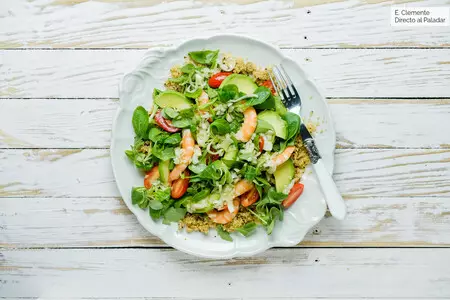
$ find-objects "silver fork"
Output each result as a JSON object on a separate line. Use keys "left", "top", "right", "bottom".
{"left": 270, "top": 65, "right": 347, "bottom": 220}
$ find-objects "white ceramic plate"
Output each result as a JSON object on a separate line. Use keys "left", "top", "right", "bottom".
{"left": 111, "top": 34, "right": 335, "bottom": 258}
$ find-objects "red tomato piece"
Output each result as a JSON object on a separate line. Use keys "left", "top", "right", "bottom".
{"left": 260, "top": 80, "right": 276, "bottom": 95}
{"left": 258, "top": 136, "right": 264, "bottom": 152}
{"left": 144, "top": 165, "right": 160, "bottom": 189}
{"left": 282, "top": 183, "right": 304, "bottom": 208}
{"left": 240, "top": 188, "right": 260, "bottom": 207}
{"left": 171, "top": 170, "right": 190, "bottom": 199}
{"left": 208, "top": 72, "right": 232, "bottom": 88}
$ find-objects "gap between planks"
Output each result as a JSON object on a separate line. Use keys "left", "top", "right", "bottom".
{"left": 1, "top": 248, "right": 450, "bottom": 298}
{"left": 2, "top": 0, "right": 450, "bottom": 48}
{"left": 1, "top": 195, "right": 450, "bottom": 248}
{"left": 1, "top": 149, "right": 450, "bottom": 198}
{"left": 1, "top": 48, "right": 449, "bottom": 98}
{"left": 1, "top": 98, "right": 449, "bottom": 149}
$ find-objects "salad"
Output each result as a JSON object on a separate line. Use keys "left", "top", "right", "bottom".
{"left": 126, "top": 50, "right": 312, "bottom": 241}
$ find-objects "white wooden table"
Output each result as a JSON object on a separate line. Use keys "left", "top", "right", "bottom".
{"left": 1, "top": 0, "right": 450, "bottom": 298}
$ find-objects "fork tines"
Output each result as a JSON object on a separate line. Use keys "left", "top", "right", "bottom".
{"left": 269, "top": 65, "right": 301, "bottom": 109}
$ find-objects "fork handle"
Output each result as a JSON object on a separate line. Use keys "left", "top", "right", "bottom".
{"left": 312, "top": 160, "right": 347, "bottom": 220}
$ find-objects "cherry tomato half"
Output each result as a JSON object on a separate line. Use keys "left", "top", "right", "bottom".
{"left": 282, "top": 183, "right": 304, "bottom": 208}
{"left": 258, "top": 136, "right": 264, "bottom": 152}
{"left": 208, "top": 72, "right": 232, "bottom": 88}
{"left": 144, "top": 165, "right": 160, "bottom": 189}
{"left": 240, "top": 188, "right": 260, "bottom": 207}
{"left": 260, "top": 80, "right": 276, "bottom": 95}
{"left": 171, "top": 170, "right": 190, "bottom": 199}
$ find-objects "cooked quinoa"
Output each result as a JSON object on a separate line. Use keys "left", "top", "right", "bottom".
{"left": 179, "top": 209, "right": 259, "bottom": 234}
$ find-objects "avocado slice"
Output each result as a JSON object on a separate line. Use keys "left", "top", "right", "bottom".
{"left": 158, "top": 160, "right": 170, "bottom": 185}
{"left": 257, "top": 111, "right": 287, "bottom": 139}
{"left": 255, "top": 119, "right": 274, "bottom": 134}
{"left": 219, "top": 74, "right": 258, "bottom": 95}
{"left": 274, "top": 159, "right": 295, "bottom": 193}
{"left": 154, "top": 91, "right": 193, "bottom": 110}
{"left": 274, "top": 96, "right": 287, "bottom": 116}
{"left": 223, "top": 144, "right": 238, "bottom": 168}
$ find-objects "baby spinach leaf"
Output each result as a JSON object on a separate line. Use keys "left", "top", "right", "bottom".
{"left": 188, "top": 50, "right": 219, "bottom": 66}
{"left": 185, "top": 88, "right": 202, "bottom": 99}
{"left": 218, "top": 84, "right": 239, "bottom": 102}
{"left": 171, "top": 118, "right": 191, "bottom": 128}
{"left": 192, "top": 189, "right": 210, "bottom": 202}
{"left": 235, "top": 222, "right": 257, "bottom": 237}
{"left": 148, "top": 127, "right": 163, "bottom": 142}
{"left": 125, "top": 139, "right": 154, "bottom": 171}
{"left": 178, "top": 108, "right": 195, "bottom": 119}
{"left": 216, "top": 225, "right": 233, "bottom": 242}
{"left": 162, "top": 107, "right": 179, "bottom": 119}
{"left": 149, "top": 199, "right": 164, "bottom": 210}
{"left": 198, "top": 163, "right": 222, "bottom": 181}
{"left": 197, "top": 160, "right": 229, "bottom": 181}
{"left": 181, "top": 63, "right": 196, "bottom": 74}
{"left": 152, "top": 189, "right": 171, "bottom": 204}
{"left": 229, "top": 119, "right": 241, "bottom": 133}
{"left": 131, "top": 187, "right": 146, "bottom": 205}
{"left": 206, "top": 86, "right": 218, "bottom": 99}
{"left": 163, "top": 133, "right": 181, "bottom": 145}
{"left": 283, "top": 112, "right": 301, "bottom": 141}
{"left": 150, "top": 198, "right": 175, "bottom": 220}
{"left": 149, "top": 207, "right": 162, "bottom": 220}
{"left": 169, "top": 74, "right": 189, "bottom": 84}
{"left": 268, "top": 188, "right": 288, "bottom": 202}
{"left": 175, "top": 196, "right": 192, "bottom": 209}
{"left": 132, "top": 106, "right": 149, "bottom": 139}
{"left": 242, "top": 165, "right": 260, "bottom": 181}
{"left": 254, "top": 95, "right": 275, "bottom": 110}
{"left": 163, "top": 207, "right": 187, "bottom": 224}
{"left": 131, "top": 187, "right": 150, "bottom": 209}
{"left": 152, "top": 143, "right": 175, "bottom": 161}
{"left": 188, "top": 163, "right": 207, "bottom": 174}
{"left": 245, "top": 86, "right": 271, "bottom": 107}
{"left": 210, "top": 119, "right": 231, "bottom": 135}
{"left": 153, "top": 88, "right": 163, "bottom": 99}
{"left": 254, "top": 176, "right": 271, "bottom": 187}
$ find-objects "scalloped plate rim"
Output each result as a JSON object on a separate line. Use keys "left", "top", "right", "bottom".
{"left": 111, "top": 34, "right": 336, "bottom": 258}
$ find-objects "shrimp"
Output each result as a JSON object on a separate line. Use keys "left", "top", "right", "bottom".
{"left": 197, "top": 91, "right": 209, "bottom": 114}
{"left": 215, "top": 179, "right": 253, "bottom": 213}
{"left": 207, "top": 198, "right": 240, "bottom": 224}
{"left": 169, "top": 129, "right": 195, "bottom": 182}
{"left": 235, "top": 106, "right": 257, "bottom": 142}
{"left": 272, "top": 146, "right": 295, "bottom": 168}
{"left": 234, "top": 179, "right": 254, "bottom": 197}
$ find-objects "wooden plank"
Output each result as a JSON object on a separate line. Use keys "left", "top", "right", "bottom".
{"left": 1, "top": 49, "right": 449, "bottom": 98}
{"left": 1, "top": 0, "right": 449, "bottom": 48}
{"left": 1, "top": 196, "right": 449, "bottom": 248}
{"left": 1, "top": 249, "right": 449, "bottom": 298}
{"left": 1, "top": 98, "right": 450, "bottom": 149}
{"left": 0, "top": 148, "right": 449, "bottom": 198}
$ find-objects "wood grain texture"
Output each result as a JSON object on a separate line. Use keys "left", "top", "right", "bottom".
{"left": 1, "top": 196, "right": 449, "bottom": 248}
{"left": 1, "top": 249, "right": 450, "bottom": 298}
{"left": 1, "top": 98, "right": 450, "bottom": 149}
{"left": 1, "top": 0, "right": 449, "bottom": 48}
{"left": 1, "top": 49, "right": 449, "bottom": 98}
{"left": 0, "top": 148, "right": 449, "bottom": 198}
